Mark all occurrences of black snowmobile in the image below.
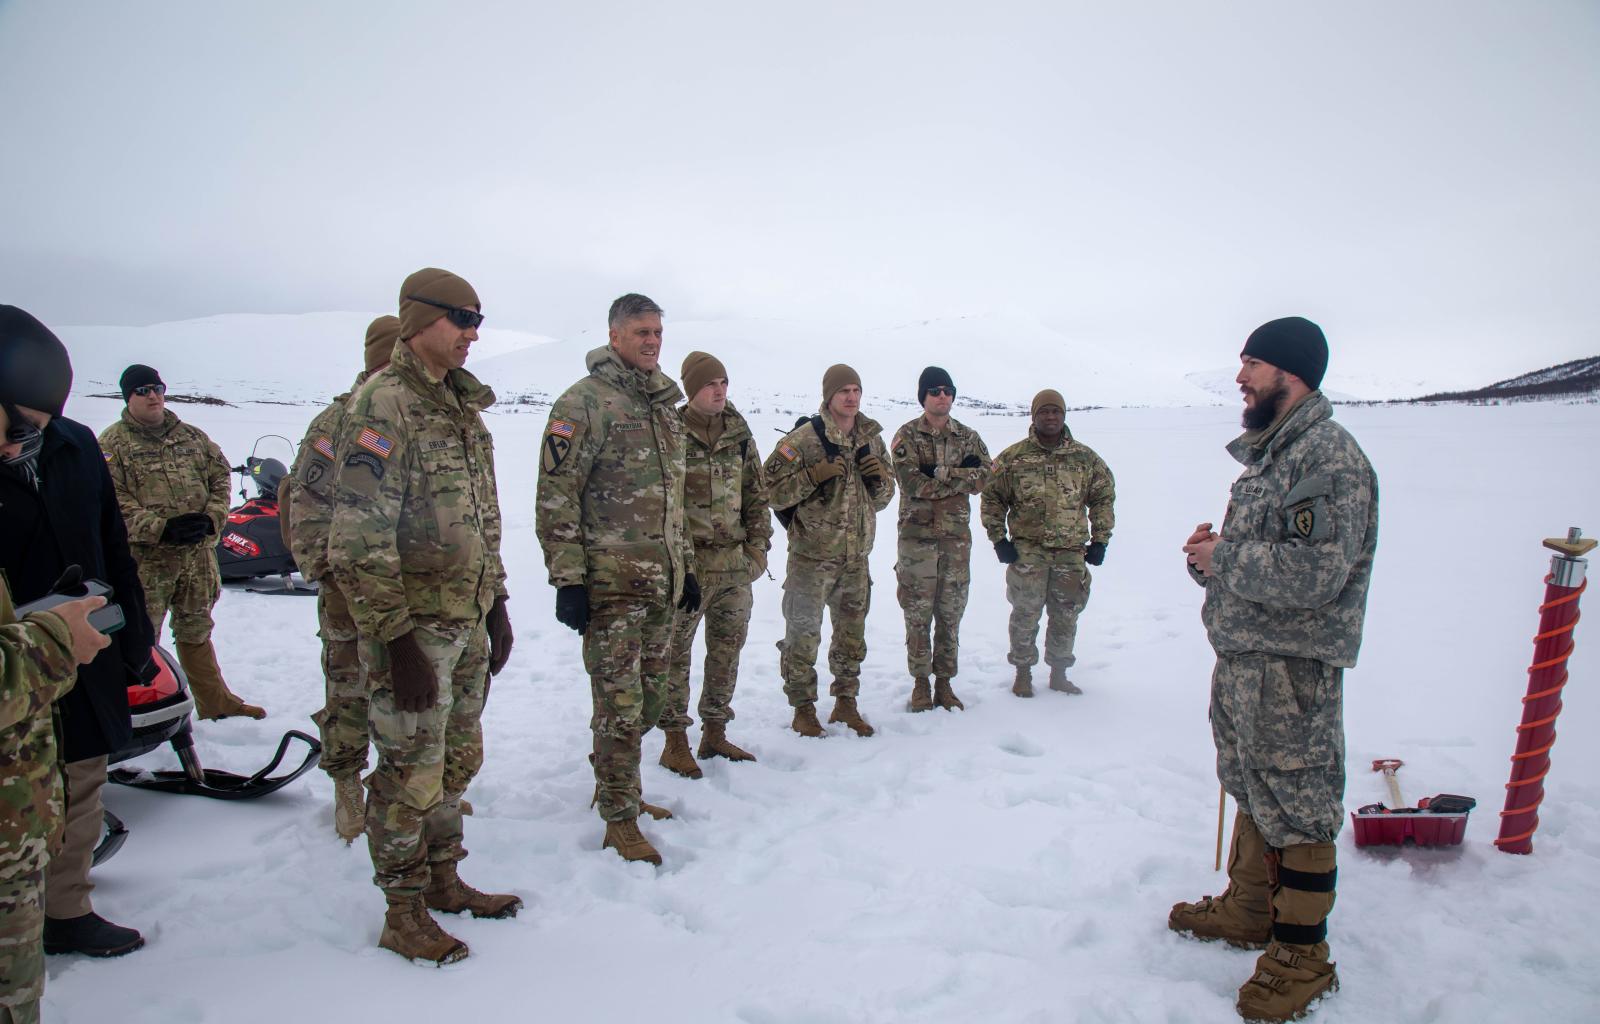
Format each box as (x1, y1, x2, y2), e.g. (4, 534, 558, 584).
(216, 435, 313, 594)
(94, 644, 323, 864)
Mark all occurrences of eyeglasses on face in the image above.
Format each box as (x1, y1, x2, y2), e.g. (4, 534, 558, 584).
(133, 384, 167, 397)
(925, 386, 956, 397)
(406, 295, 485, 330)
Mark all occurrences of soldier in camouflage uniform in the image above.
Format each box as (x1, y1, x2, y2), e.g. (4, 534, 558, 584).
(890, 366, 991, 713)
(281, 315, 399, 841)
(99, 365, 268, 720)
(980, 389, 1115, 697)
(765, 364, 895, 738)
(327, 269, 519, 965)
(1173, 317, 1378, 1022)
(536, 294, 699, 867)
(659, 351, 771, 776)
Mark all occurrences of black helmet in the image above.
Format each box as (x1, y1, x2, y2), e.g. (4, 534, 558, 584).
(248, 457, 288, 500)
(0, 305, 73, 417)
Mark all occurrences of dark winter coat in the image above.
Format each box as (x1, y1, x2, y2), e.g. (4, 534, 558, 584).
(0, 416, 152, 762)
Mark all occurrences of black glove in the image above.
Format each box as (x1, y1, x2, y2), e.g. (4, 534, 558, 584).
(994, 539, 1019, 564)
(386, 630, 438, 713)
(959, 454, 984, 469)
(678, 573, 701, 613)
(486, 594, 513, 676)
(159, 512, 210, 545)
(1084, 541, 1107, 566)
(918, 463, 937, 478)
(555, 585, 590, 636)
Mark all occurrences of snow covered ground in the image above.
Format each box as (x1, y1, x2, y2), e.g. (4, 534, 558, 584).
(39, 380, 1600, 1023)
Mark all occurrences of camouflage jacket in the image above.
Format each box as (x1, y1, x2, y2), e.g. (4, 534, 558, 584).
(99, 409, 231, 550)
(890, 415, 991, 541)
(680, 402, 772, 587)
(327, 343, 506, 641)
(764, 407, 895, 563)
(981, 427, 1115, 555)
(0, 574, 76, 877)
(282, 374, 365, 581)
(1194, 392, 1379, 667)
(536, 346, 693, 606)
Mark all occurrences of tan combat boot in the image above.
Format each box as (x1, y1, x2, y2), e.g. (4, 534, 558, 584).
(1048, 664, 1083, 694)
(698, 720, 757, 762)
(908, 676, 933, 712)
(423, 862, 522, 919)
(792, 702, 825, 738)
(603, 819, 662, 866)
(1012, 665, 1034, 698)
(659, 730, 704, 779)
(933, 677, 964, 711)
(333, 776, 365, 843)
(1236, 842, 1339, 1021)
(1170, 810, 1272, 948)
(175, 640, 267, 720)
(828, 696, 875, 737)
(587, 754, 673, 819)
(378, 893, 468, 965)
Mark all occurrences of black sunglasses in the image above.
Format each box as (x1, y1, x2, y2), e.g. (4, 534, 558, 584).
(133, 384, 167, 397)
(406, 295, 485, 330)
(925, 386, 956, 397)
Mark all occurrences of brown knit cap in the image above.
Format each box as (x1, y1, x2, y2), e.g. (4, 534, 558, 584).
(364, 315, 401, 373)
(680, 351, 728, 399)
(398, 268, 480, 340)
(1031, 388, 1066, 416)
(822, 363, 862, 404)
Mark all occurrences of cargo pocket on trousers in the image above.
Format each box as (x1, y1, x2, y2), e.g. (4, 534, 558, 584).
(1244, 656, 1342, 771)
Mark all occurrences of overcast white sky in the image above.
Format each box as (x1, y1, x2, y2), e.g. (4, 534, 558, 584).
(2, 0, 1596, 384)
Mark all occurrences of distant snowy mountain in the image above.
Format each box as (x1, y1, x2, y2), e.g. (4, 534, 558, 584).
(1408, 355, 1600, 403)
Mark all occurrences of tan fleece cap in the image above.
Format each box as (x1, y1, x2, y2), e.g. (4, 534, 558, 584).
(681, 351, 728, 399)
(364, 315, 401, 373)
(398, 268, 480, 340)
(1031, 389, 1066, 416)
(822, 363, 862, 404)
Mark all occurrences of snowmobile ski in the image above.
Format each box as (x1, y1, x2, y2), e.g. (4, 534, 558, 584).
(109, 729, 322, 800)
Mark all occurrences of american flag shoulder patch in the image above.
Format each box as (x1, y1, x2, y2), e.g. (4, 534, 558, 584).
(313, 436, 336, 460)
(548, 419, 576, 439)
(356, 427, 395, 459)
(778, 443, 799, 462)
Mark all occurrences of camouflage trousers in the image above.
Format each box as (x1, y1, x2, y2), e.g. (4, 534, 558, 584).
(663, 579, 754, 731)
(363, 619, 489, 896)
(1210, 652, 1346, 848)
(0, 868, 43, 1024)
(135, 541, 221, 644)
(309, 580, 367, 781)
(779, 554, 871, 706)
(1005, 544, 1091, 669)
(586, 599, 673, 823)
(895, 535, 971, 679)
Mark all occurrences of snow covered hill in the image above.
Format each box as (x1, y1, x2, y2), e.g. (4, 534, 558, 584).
(39, 382, 1600, 1024)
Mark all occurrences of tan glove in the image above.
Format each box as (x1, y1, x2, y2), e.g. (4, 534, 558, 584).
(807, 459, 845, 487)
(857, 452, 888, 486)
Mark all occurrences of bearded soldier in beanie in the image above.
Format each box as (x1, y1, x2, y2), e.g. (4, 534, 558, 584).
(1172, 318, 1377, 1021)
(99, 365, 268, 721)
(980, 389, 1115, 697)
(327, 270, 519, 964)
(658, 351, 771, 777)
(536, 294, 698, 867)
(281, 315, 399, 841)
(765, 364, 895, 738)
(890, 367, 991, 713)
(2, 306, 155, 966)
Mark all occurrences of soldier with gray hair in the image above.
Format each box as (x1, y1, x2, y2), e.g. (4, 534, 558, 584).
(537, 292, 699, 867)
(1172, 316, 1378, 1022)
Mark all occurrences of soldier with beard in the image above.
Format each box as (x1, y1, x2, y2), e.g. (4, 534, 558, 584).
(1172, 317, 1378, 1023)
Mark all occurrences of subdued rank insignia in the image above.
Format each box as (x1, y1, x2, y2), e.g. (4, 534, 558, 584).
(1293, 506, 1315, 538)
(543, 434, 571, 473)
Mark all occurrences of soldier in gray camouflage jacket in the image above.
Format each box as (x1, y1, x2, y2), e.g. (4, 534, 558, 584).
(1172, 317, 1379, 1023)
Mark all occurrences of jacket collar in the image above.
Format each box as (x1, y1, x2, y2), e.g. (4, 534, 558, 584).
(814, 404, 881, 445)
(120, 406, 180, 439)
(587, 345, 684, 408)
(390, 340, 497, 413)
(1228, 391, 1330, 465)
(1026, 424, 1074, 452)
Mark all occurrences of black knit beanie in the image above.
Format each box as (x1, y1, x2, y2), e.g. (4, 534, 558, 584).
(1241, 317, 1328, 390)
(0, 305, 73, 416)
(120, 364, 164, 403)
(918, 366, 955, 405)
